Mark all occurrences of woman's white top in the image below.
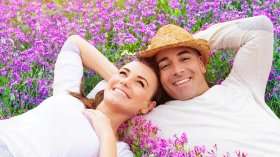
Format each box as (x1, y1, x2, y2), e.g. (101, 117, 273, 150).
(0, 39, 133, 157)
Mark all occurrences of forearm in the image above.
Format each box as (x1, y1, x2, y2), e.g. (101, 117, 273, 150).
(69, 35, 118, 81)
(194, 16, 274, 97)
(99, 133, 117, 157)
(193, 15, 273, 51)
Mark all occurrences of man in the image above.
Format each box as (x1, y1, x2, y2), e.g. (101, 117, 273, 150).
(139, 15, 280, 156)
(89, 15, 280, 156)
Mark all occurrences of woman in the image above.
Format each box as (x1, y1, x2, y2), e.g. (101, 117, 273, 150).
(0, 35, 161, 157)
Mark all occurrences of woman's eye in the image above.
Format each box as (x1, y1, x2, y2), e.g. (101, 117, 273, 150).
(137, 81, 144, 87)
(119, 71, 127, 76)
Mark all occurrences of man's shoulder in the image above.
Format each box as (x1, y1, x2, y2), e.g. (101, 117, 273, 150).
(156, 100, 186, 109)
(144, 100, 187, 117)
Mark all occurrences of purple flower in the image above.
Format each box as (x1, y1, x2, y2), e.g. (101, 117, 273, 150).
(276, 75, 280, 81)
(0, 87, 5, 93)
(24, 95, 29, 100)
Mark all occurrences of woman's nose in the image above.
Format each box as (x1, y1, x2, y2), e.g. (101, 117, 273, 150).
(120, 77, 131, 87)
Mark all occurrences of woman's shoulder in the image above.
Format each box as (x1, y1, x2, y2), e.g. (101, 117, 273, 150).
(36, 94, 84, 111)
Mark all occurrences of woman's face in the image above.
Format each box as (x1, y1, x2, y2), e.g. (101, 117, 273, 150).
(104, 61, 158, 116)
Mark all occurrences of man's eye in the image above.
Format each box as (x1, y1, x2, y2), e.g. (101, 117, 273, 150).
(137, 81, 144, 87)
(181, 57, 189, 61)
(159, 64, 169, 70)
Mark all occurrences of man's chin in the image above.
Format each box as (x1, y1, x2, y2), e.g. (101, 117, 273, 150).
(170, 92, 194, 100)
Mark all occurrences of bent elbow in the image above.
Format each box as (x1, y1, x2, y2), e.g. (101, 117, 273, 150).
(257, 15, 274, 33)
(68, 35, 81, 41)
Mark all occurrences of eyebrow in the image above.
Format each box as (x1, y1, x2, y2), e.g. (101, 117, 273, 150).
(122, 68, 149, 87)
(177, 50, 191, 56)
(179, 48, 200, 56)
(157, 57, 168, 65)
(157, 50, 191, 65)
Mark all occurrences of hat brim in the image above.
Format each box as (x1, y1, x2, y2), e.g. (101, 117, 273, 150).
(140, 39, 210, 64)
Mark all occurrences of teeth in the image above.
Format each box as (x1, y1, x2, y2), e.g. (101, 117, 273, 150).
(174, 78, 191, 86)
(114, 88, 128, 98)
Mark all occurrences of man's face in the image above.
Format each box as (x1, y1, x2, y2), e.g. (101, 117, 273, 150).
(156, 47, 209, 100)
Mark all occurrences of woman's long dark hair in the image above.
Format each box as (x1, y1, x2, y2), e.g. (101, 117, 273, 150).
(69, 83, 104, 109)
(69, 58, 164, 109)
(140, 56, 173, 104)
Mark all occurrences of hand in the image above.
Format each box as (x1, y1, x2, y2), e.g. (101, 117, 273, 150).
(82, 109, 114, 140)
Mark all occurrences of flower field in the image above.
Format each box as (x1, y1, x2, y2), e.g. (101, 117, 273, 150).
(0, 0, 279, 120)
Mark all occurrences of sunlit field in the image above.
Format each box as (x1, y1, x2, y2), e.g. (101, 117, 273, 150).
(0, 0, 279, 120)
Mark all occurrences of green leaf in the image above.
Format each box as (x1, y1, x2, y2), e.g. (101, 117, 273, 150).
(118, 0, 124, 9)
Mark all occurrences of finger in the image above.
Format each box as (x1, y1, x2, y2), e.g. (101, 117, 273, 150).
(93, 110, 106, 117)
(82, 110, 98, 122)
(84, 110, 105, 119)
(82, 109, 96, 116)
(83, 109, 95, 113)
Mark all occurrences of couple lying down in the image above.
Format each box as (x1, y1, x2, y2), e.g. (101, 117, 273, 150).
(1, 15, 280, 157)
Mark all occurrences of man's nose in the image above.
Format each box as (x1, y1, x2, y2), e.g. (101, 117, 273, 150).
(173, 65, 185, 76)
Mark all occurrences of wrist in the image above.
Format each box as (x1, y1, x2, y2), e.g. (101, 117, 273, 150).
(99, 133, 116, 144)
(99, 129, 116, 140)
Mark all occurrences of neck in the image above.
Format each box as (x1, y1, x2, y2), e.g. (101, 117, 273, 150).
(200, 80, 210, 95)
(96, 101, 129, 139)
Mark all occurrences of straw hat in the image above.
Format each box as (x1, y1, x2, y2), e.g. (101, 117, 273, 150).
(140, 24, 211, 65)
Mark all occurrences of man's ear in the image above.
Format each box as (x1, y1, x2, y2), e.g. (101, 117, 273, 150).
(198, 56, 206, 73)
(140, 101, 156, 114)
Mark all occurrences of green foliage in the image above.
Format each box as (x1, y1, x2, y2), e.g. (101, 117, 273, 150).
(206, 50, 235, 86)
(53, 0, 68, 5)
(118, 0, 125, 9)
(84, 72, 103, 95)
(157, 0, 169, 14)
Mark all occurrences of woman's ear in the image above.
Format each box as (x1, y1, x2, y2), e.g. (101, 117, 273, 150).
(140, 101, 156, 114)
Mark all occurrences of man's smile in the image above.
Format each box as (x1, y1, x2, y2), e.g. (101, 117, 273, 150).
(173, 77, 191, 86)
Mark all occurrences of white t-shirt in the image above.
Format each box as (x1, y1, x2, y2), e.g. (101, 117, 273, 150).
(145, 16, 280, 156)
(0, 39, 133, 157)
(90, 16, 280, 157)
